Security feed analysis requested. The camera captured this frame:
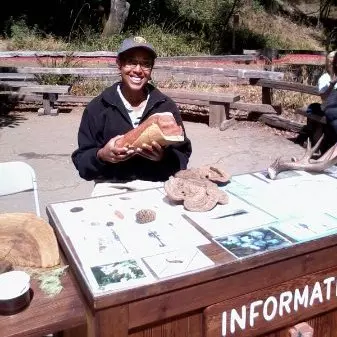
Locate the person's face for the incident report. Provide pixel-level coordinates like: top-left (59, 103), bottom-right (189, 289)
top-left (117, 48), bottom-right (154, 92)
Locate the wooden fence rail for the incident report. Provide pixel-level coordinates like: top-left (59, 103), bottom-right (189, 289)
top-left (0, 66), bottom-right (284, 80)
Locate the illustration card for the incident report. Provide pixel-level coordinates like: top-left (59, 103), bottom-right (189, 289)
top-left (143, 248), bottom-right (214, 278)
top-left (271, 213), bottom-right (337, 241)
top-left (213, 227), bottom-right (291, 258)
top-left (71, 222), bottom-right (130, 266)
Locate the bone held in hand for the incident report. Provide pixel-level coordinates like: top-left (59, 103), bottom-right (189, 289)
top-left (115, 112), bottom-right (184, 148)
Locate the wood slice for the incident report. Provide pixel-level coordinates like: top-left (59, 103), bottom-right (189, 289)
top-left (0, 213), bottom-right (60, 268)
top-left (115, 112), bottom-right (184, 148)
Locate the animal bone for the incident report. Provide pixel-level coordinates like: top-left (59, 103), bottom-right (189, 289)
top-left (268, 135), bottom-right (337, 180)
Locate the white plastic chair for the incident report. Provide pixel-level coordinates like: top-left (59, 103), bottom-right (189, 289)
top-left (0, 161), bottom-right (41, 216)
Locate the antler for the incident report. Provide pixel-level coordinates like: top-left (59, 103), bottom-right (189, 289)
top-left (268, 135), bottom-right (337, 180)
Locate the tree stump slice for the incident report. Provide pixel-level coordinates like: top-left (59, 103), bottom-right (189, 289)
top-left (0, 213), bottom-right (60, 268)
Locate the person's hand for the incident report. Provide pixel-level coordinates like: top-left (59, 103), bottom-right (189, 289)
top-left (135, 141), bottom-right (164, 161)
top-left (97, 135), bottom-right (135, 163)
top-left (330, 75), bottom-right (337, 86)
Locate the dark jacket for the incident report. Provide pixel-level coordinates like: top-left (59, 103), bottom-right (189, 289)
top-left (72, 82), bottom-right (192, 182)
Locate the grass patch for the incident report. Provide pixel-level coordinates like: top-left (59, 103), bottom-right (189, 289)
top-left (71, 79), bottom-right (111, 96)
top-left (5, 18), bottom-right (67, 51)
top-left (34, 53), bottom-right (83, 85)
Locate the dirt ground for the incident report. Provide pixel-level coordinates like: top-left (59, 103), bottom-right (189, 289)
top-left (0, 105), bottom-right (306, 219)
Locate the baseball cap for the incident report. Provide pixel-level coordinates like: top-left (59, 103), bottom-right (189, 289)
top-left (117, 36), bottom-right (157, 59)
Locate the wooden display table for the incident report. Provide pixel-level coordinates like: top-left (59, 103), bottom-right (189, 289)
top-left (46, 169), bottom-right (337, 337)
top-left (0, 262), bottom-right (86, 337)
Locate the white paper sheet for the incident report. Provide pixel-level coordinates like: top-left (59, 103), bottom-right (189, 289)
top-left (183, 192), bottom-right (276, 237)
top-left (143, 248), bottom-right (214, 278)
top-left (50, 188), bottom-right (210, 288)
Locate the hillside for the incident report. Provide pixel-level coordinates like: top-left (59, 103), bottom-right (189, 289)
top-left (239, 5), bottom-right (324, 51)
top-left (0, 1), bottom-right (331, 54)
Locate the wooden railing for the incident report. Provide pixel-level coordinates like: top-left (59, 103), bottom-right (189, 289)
top-left (1, 64), bottom-right (323, 132)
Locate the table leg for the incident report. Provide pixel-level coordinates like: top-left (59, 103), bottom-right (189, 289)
top-left (59, 324), bottom-right (87, 337)
top-left (39, 93), bottom-right (59, 116)
top-left (87, 305), bottom-right (128, 337)
top-left (220, 104), bottom-right (236, 131)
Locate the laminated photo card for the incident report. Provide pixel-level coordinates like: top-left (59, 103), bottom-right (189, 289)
top-left (84, 258), bottom-right (155, 295)
top-left (213, 227), bottom-right (291, 259)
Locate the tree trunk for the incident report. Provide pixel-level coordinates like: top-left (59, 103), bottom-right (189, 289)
top-left (102, 0), bottom-right (130, 37)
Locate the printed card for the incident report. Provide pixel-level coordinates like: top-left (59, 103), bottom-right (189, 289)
top-left (143, 248), bottom-right (214, 278)
top-left (271, 213), bottom-right (337, 241)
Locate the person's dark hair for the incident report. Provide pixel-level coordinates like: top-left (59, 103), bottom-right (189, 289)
top-left (332, 52), bottom-right (337, 76)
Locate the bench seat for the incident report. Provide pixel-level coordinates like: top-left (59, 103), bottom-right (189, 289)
top-left (0, 82), bottom-right (71, 115)
top-left (0, 73), bottom-right (35, 80)
top-left (0, 82), bottom-right (70, 94)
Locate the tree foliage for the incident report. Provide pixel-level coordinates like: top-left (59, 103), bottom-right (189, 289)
top-left (1, 0), bottom-right (337, 52)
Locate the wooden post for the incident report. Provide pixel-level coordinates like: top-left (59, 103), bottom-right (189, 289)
top-left (232, 14), bottom-right (240, 53)
top-left (209, 102), bottom-right (227, 128)
top-left (262, 86), bottom-right (272, 105)
top-left (262, 48), bottom-right (279, 71)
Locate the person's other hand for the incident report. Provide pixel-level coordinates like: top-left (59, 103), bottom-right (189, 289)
top-left (136, 141), bottom-right (164, 161)
top-left (330, 75), bottom-right (337, 86)
top-left (97, 135), bottom-right (135, 163)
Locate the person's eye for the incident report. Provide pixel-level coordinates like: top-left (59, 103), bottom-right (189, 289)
top-left (127, 59), bottom-right (138, 66)
top-left (142, 62), bottom-right (152, 69)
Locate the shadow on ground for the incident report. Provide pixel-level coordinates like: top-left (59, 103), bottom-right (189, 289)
top-left (0, 101), bottom-right (74, 129)
top-left (0, 99), bottom-right (28, 128)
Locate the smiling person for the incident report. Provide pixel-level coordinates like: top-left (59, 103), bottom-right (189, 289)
top-left (72, 36), bottom-right (192, 197)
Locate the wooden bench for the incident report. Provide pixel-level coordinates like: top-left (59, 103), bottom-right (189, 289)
top-left (161, 89), bottom-right (240, 129)
top-left (248, 78), bottom-right (324, 131)
top-left (0, 81), bottom-right (70, 115)
top-left (58, 90), bottom-right (240, 129)
top-left (1, 87), bottom-right (240, 128)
